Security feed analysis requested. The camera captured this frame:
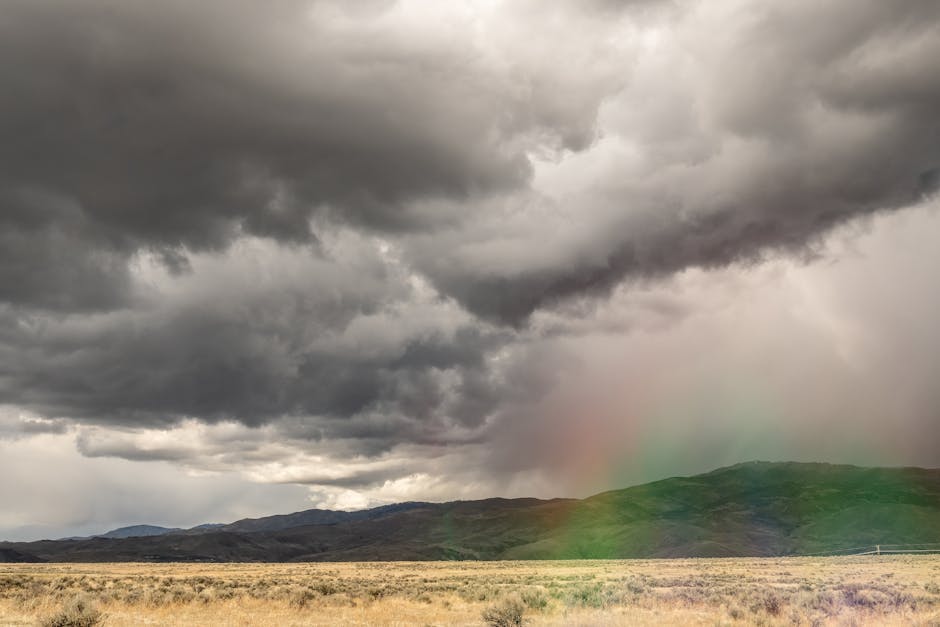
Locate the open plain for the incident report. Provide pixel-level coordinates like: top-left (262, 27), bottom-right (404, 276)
top-left (2, 556), bottom-right (940, 626)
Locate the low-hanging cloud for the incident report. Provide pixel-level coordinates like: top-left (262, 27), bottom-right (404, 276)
top-left (1, 234), bottom-right (510, 438)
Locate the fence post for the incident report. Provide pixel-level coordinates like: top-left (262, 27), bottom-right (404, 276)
top-left (876, 545), bottom-right (880, 555)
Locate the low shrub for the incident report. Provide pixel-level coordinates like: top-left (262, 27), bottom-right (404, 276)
top-left (40, 595), bottom-right (103, 627)
top-left (520, 587), bottom-right (548, 611)
top-left (482, 596), bottom-right (526, 627)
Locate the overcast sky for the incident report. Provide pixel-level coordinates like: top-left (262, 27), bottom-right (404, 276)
top-left (1, 0), bottom-right (939, 541)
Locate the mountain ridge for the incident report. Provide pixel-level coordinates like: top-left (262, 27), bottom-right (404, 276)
top-left (5, 461), bottom-right (940, 562)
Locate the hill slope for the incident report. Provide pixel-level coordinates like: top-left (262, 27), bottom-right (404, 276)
top-left (3, 462), bottom-right (939, 562)
top-left (217, 502), bottom-right (431, 534)
top-left (99, 525), bottom-right (183, 539)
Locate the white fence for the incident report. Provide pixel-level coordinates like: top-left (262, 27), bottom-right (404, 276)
top-left (800, 543), bottom-right (940, 556)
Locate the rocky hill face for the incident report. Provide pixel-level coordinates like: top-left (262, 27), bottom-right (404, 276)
top-left (4, 462), bottom-right (940, 562)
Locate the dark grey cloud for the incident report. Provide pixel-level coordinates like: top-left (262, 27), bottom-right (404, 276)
top-left (0, 237), bottom-right (508, 440)
top-left (0, 0), bottom-right (622, 311)
top-left (0, 0), bottom-right (521, 229)
top-left (0, 189), bottom-right (133, 311)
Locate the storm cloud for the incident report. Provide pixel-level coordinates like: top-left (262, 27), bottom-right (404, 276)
top-left (1, 0), bottom-right (940, 538)
top-left (0, 0), bottom-right (621, 309)
top-left (407, 0), bottom-right (940, 323)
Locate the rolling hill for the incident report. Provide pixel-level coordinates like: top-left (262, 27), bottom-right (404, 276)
top-left (99, 525), bottom-right (183, 539)
top-left (4, 462), bottom-right (940, 562)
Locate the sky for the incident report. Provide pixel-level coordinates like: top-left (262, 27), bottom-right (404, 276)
top-left (1, 0), bottom-right (939, 541)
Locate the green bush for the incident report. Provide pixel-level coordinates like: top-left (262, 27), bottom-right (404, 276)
top-left (520, 587), bottom-right (548, 611)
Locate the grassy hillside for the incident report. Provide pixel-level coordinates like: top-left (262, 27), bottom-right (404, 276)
top-left (4, 462), bottom-right (940, 562)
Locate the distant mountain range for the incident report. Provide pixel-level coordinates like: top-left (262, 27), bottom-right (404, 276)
top-left (3, 461), bottom-right (940, 562)
top-left (55, 501), bottom-right (436, 543)
top-left (60, 524), bottom-right (185, 541)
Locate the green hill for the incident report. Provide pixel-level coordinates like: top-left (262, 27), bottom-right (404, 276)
top-left (3, 462), bottom-right (939, 562)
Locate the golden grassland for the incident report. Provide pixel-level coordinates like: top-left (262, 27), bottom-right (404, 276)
top-left (2, 556), bottom-right (940, 626)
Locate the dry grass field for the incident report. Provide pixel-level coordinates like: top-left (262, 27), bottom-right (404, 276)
top-left (1, 556), bottom-right (940, 626)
